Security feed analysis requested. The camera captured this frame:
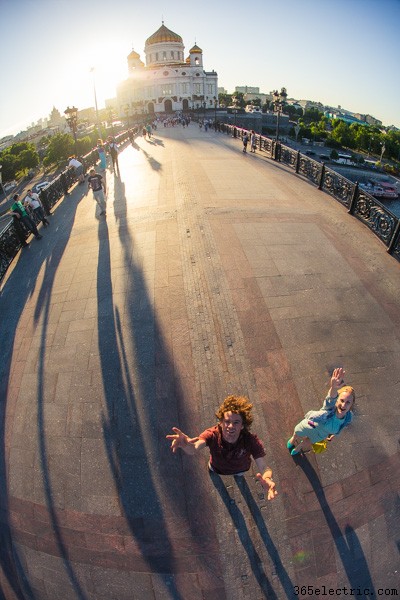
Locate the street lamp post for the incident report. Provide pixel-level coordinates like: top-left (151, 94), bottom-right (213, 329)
top-left (124, 104), bottom-right (130, 128)
top-left (64, 106), bottom-right (78, 155)
top-left (380, 142), bottom-right (386, 164)
top-left (272, 87), bottom-right (287, 141)
top-left (90, 67), bottom-right (100, 135)
top-left (369, 136), bottom-right (375, 158)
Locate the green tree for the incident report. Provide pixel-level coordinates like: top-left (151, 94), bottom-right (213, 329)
top-left (330, 149), bottom-right (339, 160)
top-left (350, 123), bottom-right (370, 152)
top-left (218, 93), bottom-right (232, 108)
top-left (76, 136), bottom-right (94, 156)
top-left (0, 141), bottom-right (39, 181)
top-left (284, 104), bottom-right (300, 120)
top-left (303, 107), bottom-right (324, 124)
top-left (43, 133), bottom-right (74, 167)
top-left (331, 120), bottom-right (353, 147)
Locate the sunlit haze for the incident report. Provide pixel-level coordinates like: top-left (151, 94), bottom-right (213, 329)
top-left (1, 0), bottom-right (399, 138)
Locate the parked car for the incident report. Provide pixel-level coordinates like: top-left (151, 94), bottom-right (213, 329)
top-left (305, 150), bottom-right (316, 156)
top-left (4, 180), bottom-right (17, 191)
top-left (34, 181), bottom-right (51, 193)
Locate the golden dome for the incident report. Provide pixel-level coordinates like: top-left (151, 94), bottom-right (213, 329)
top-left (146, 23), bottom-right (182, 45)
top-left (128, 49), bottom-right (140, 58)
top-left (189, 44), bottom-right (202, 54)
top-left (185, 56), bottom-right (191, 63)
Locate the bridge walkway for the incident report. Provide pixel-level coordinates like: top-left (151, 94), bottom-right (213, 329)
top-left (0, 124), bottom-right (399, 600)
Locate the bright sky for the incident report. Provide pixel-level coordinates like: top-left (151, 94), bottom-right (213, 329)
top-left (1, 0), bottom-right (399, 138)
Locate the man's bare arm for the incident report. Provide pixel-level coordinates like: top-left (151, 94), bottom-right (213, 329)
top-left (166, 427), bottom-right (207, 455)
top-left (254, 456), bottom-right (278, 501)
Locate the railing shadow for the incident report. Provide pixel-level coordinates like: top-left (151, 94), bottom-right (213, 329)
top-left (209, 471), bottom-right (296, 599)
top-left (0, 189), bottom-right (87, 598)
top-left (0, 394), bottom-right (35, 599)
top-left (296, 456), bottom-right (376, 595)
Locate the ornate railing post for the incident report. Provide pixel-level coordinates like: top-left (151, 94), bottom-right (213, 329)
top-left (40, 188), bottom-right (51, 216)
top-left (348, 182), bottom-right (359, 215)
top-left (318, 163), bottom-right (326, 190)
top-left (61, 170), bottom-right (70, 196)
top-left (387, 221), bottom-right (400, 256)
top-left (274, 141), bottom-right (281, 161)
top-left (295, 151), bottom-right (301, 173)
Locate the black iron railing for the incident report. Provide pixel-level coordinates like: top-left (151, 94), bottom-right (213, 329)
top-left (218, 123), bottom-right (400, 262)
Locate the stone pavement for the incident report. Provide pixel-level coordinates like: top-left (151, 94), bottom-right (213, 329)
top-left (0, 125), bottom-right (399, 600)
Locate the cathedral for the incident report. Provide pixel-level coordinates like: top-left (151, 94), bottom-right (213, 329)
top-left (116, 23), bottom-right (218, 117)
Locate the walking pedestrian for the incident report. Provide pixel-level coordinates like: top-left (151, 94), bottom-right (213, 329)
top-left (96, 139), bottom-right (107, 170)
top-left (287, 367), bottom-right (355, 456)
top-left (87, 168), bottom-right (107, 216)
top-left (250, 130), bottom-right (257, 153)
top-left (24, 189), bottom-right (50, 226)
top-left (242, 132), bottom-right (249, 153)
top-left (107, 137), bottom-right (120, 176)
top-left (10, 194), bottom-right (42, 239)
top-left (166, 395), bottom-right (278, 500)
top-left (68, 156), bottom-right (85, 184)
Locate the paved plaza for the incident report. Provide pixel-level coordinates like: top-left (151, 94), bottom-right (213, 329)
top-left (0, 124), bottom-right (399, 600)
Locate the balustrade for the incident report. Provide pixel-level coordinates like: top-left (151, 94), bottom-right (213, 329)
top-left (219, 123), bottom-right (400, 260)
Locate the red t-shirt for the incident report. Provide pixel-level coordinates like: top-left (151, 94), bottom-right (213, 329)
top-left (199, 424), bottom-right (266, 475)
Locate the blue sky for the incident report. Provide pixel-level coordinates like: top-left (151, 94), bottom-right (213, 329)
top-left (1, 0), bottom-right (399, 137)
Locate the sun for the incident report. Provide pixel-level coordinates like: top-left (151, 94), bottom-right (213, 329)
top-left (65, 38), bottom-right (129, 110)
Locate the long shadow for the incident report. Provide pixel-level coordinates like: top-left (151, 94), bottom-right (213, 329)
top-left (34, 234), bottom-right (88, 598)
top-left (209, 471), bottom-right (295, 599)
top-left (0, 189), bottom-right (87, 598)
top-left (140, 148), bottom-right (162, 171)
top-left (234, 477), bottom-right (296, 599)
top-left (96, 176), bottom-right (219, 598)
top-left (296, 457), bottom-right (376, 595)
top-left (0, 384), bottom-right (35, 599)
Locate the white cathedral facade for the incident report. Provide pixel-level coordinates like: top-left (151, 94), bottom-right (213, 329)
top-left (116, 23), bottom-right (218, 118)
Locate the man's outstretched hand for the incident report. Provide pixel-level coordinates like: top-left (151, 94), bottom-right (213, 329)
top-left (256, 473), bottom-right (278, 500)
top-left (166, 427), bottom-right (198, 454)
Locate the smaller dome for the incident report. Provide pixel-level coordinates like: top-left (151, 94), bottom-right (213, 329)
top-left (128, 49), bottom-right (140, 59)
top-left (146, 23), bottom-right (182, 45)
top-left (185, 56), bottom-right (191, 64)
top-left (189, 44), bottom-right (202, 54)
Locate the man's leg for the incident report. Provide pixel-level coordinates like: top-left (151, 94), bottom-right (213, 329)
top-left (22, 216), bottom-right (41, 239)
top-left (94, 191), bottom-right (106, 214)
top-left (35, 207), bottom-right (49, 225)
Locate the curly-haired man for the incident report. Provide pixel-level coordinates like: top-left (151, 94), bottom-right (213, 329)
top-left (166, 395), bottom-right (277, 500)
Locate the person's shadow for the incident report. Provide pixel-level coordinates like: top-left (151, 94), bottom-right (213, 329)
top-left (295, 456), bottom-right (376, 595)
top-left (209, 471), bottom-right (296, 599)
